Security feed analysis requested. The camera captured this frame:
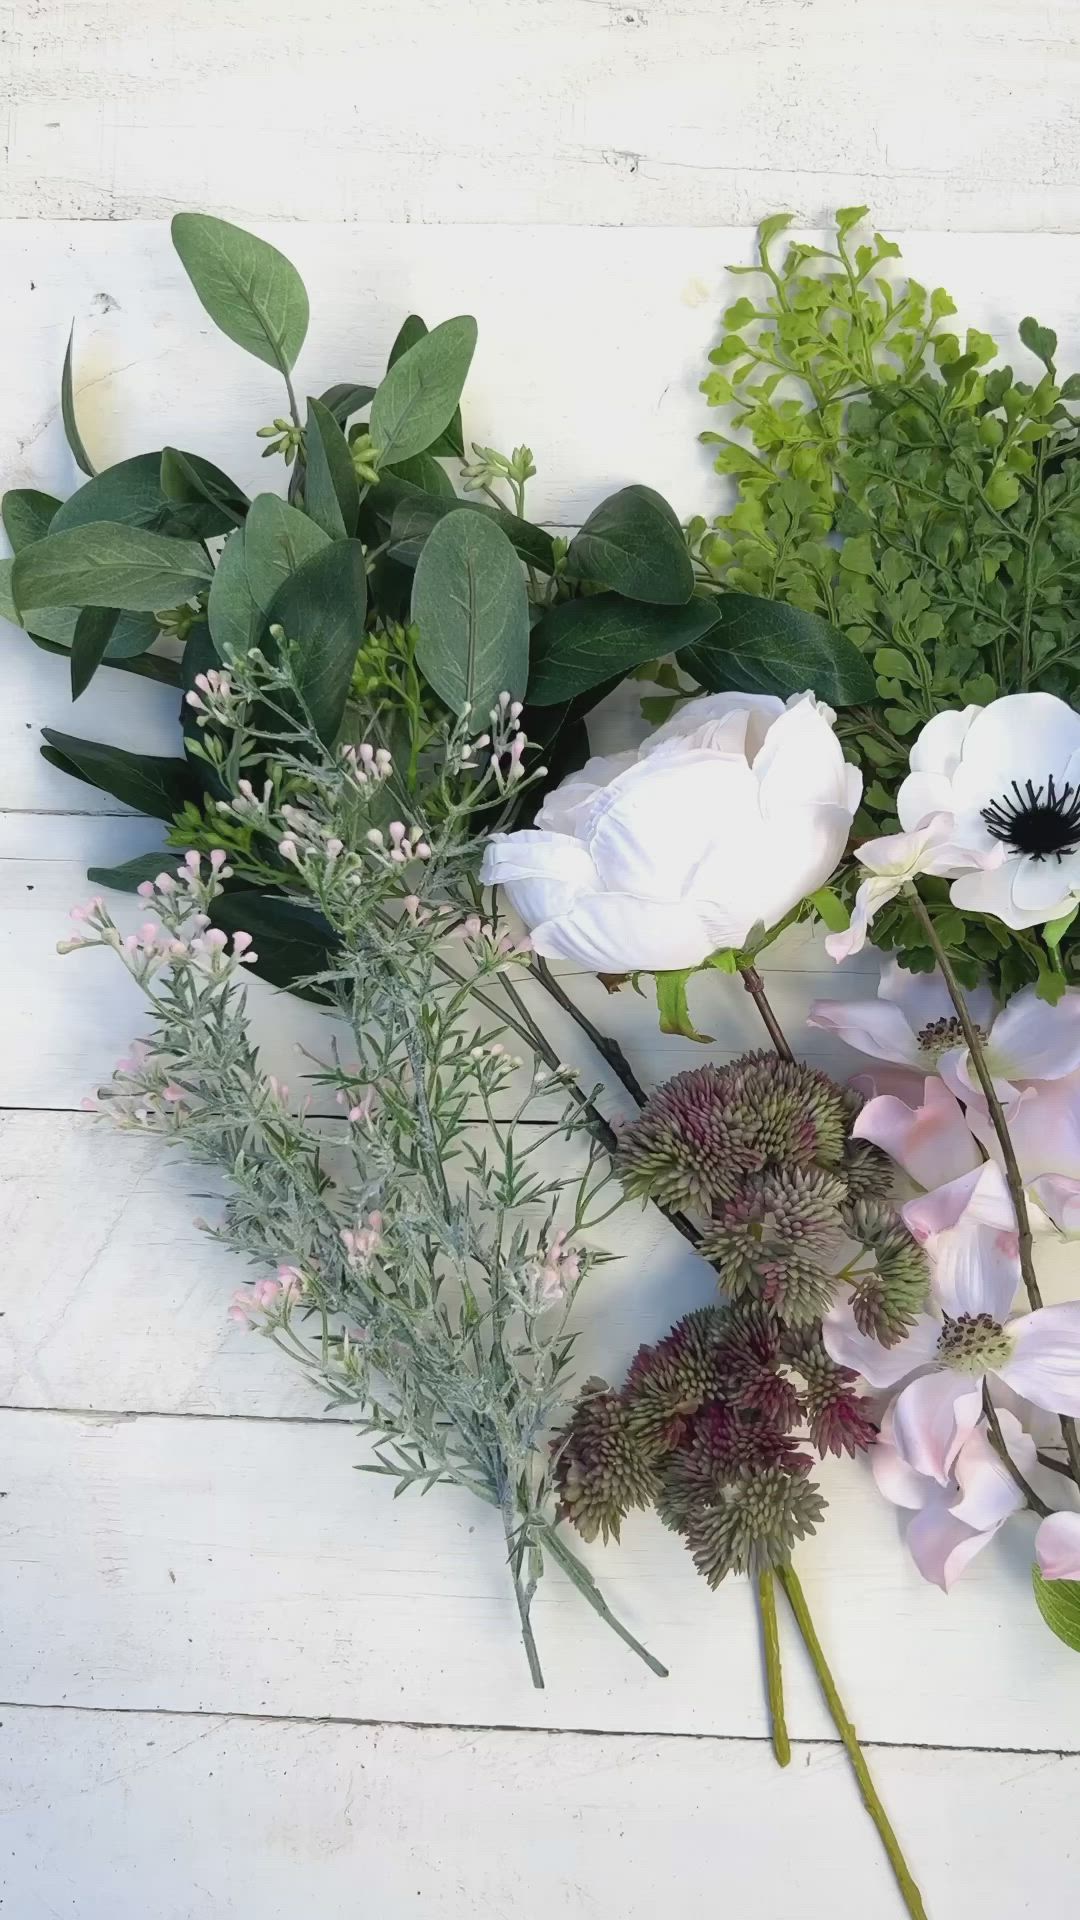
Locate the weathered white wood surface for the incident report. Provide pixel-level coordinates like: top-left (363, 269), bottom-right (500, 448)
top-left (6, 207), bottom-right (1080, 1912)
top-left (4, 1), bottom-right (1080, 233)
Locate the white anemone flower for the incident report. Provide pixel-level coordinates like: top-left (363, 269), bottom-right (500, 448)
top-left (897, 692), bottom-right (1080, 929)
top-left (480, 692), bottom-right (861, 973)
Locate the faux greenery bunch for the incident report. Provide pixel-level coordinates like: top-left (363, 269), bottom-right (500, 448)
top-left (696, 206), bottom-right (1080, 997)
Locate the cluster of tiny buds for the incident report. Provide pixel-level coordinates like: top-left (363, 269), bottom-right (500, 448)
top-left (364, 821), bottom-right (432, 865)
top-left (457, 913), bottom-right (532, 968)
top-left (341, 1210), bottom-right (384, 1264)
top-left (335, 1085), bottom-right (378, 1124)
top-left (60, 864), bottom-right (258, 982)
top-left (528, 1228), bottom-right (583, 1307)
top-left (457, 693), bottom-right (544, 789)
top-left (341, 741), bottom-right (393, 787)
top-left (228, 1264), bottom-right (306, 1326)
top-left (468, 1039), bottom-right (525, 1073)
top-left (184, 669), bottom-right (235, 726)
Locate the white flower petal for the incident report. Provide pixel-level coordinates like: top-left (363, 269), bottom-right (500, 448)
top-left (950, 693), bottom-right (1080, 804)
top-left (902, 1162), bottom-right (1020, 1321)
top-left (1010, 850), bottom-right (1080, 918)
top-left (640, 691), bottom-right (783, 760)
top-left (529, 893), bottom-right (722, 973)
top-left (907, 705), bottom-right (981, 779)
top-left (534, 750), bottom-right (638, 836)
top-left (823, 1298), bottom-right (940, 1389)
top-left (890, 1372), bottom-right (983, 1483)
top-left (753, 696), bottom-right (856, 814)
top-left (950, 854), bottom-right (1052, 930)
top-left (984, 986), bottom-right (1080, 1085)
top-left (999, 1303), bottom-right (1080, 1416)
top-left (586, 751), bottom-right (761, 902)
top-left (824, 875), bottom-right (900, 962)
top-left (1035, 1510), bottom-right (1080, 1580)
top-left (896, 771), bottom-right (958, 832)
top-left (480, 831), bottom-right (601, 930)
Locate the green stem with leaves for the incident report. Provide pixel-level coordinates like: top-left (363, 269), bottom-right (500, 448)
top-left (776, 1565), bottom-right (928, 1920)
top-left (905, 885), bottom-right (1080, 1493)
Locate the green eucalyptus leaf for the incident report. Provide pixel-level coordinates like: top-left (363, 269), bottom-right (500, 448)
top-left (52, 452), bottom-right (235, 540)
top-left (371, 316), bottom-right (477, 468)
top-left (303, 396), bottom-right (359, 538)
top-left (106, 612), bottom-right (161, 660)
top-left (61, 324), bottom-right (96, 477)
top-left (208, 890), bottom-right (338, 999)
top-left (682, 593), bottom-right (876, 706)
top-left (209, 496), bottom-right (331, 658)
top-left (565, 485), bottom-right (694, 606)
top-left (263, 538), bottom-right (367, 743)
top-left (40, 728), bottom-right (196, 818)
top-left (70, 606), bottom-right (120, 699)
top-left (388, 315), bottom-right (464, 457)
top-left (527, 594), bottom-right (721, 704)
top-left (317, 382), bottom-right (376, 425)
top-left (381, 478), bottom-right (554, 573)
top-left (1032, 1565), bottom-right (1080, 1652)
top-left (412, 508), bottom-right (528, 718)
top-left (2, 489), bottom-right (60, 551)
top-left (171, 213), bottom-right (309, 376)
top-left (13, 522), bottom-right (212, 613)
top-left (160, 448), bottom-right (248, 530)
top-left (654, 968), bottom-right (712, 1043)
top-left (384, 451), bottom-right (456, 500)
top-left (0, 556), bottom-right (78, 646)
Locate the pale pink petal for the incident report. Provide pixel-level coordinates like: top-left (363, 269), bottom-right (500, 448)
top-left (854, 1080), bottom-right (980, 1190)
top-left (878, 960), bottom-right (995, 1038)
top-left (806, 994), bottom-right (925, 1068)
top-left (902, 1163), bottom-right (1020, 1320)
top-left (1030, 1175), bottom-right (1080, 1234)
top-left (823, 1298), bottom-right (940, 1389)
top-left (1035, 1510), bottom-right (1080, 1580)
top-left (999, 1303), bottom-right (1080, 1416)
top-left (984, 986), bottom-right (1080, 1085)
top-left (949, 1418), bottom-right (1033, 1531)
top-left (870, 1439), bottom-right (933, 1510)
top-left (906, 1501), bottom-right (999, 1591)
top-left (850, 1066), bottom-right (933, 1105)
top-left (890, 1371), bottom-right (983, 1483)
top-left (902, 1158), bottom-right (1015, 1240)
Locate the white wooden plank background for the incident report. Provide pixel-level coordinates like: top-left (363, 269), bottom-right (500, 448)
top-left (5, 7), bottom-right (1080, 1903)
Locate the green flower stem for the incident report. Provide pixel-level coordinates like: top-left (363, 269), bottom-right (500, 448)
top-left (756, 1570), bottom-right (791, 1766)
top-left (776, 1564), bottom-right (928, 1920)
top-left (501, 1492), bottom-right (545, 1690)
top-left (739, 962), bottom-right (796, 1062)
top-left (540, 1524), bottom-right (670, 1677)
top-left (905, 886), bottom-right (1080, 1493)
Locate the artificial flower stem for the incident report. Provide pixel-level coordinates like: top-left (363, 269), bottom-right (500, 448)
top-left (530, 956), bottom-right (651, 1107)
top-left (776, 1564), bottom-right (928, 1920)
top-left (739, 963), bottom-right (796, 1063)
top-left (756, 1570), bottom-right (791, 1766)
top-left (540, 1524), bottom-right (670, 1677)
top-left (502, 1497), bottom-right (546, 1689)
top-left (904, 886), bottom-right (1080, 1492)
top-left (982, 1385), bottom-right (1052, 1517)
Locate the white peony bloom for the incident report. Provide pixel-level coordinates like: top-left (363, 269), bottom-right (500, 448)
top-left (897, 693), bottom-right (1080, 929)
top-left (480, 691), bottom-right (862, 972)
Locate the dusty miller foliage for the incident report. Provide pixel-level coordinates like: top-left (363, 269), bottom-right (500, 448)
top-left (62, 637), bottom-right (664, 1685)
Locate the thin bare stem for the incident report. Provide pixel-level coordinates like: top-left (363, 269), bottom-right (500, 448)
top-left (906, 886), bottom-right (1080, 1492)
top-left (739, 963), bottom-right (796, 1061)
top-left (776, 1564), bottom-right (928, 1920)
top-left (530, 956), bottom-right (651, 1106)
top-left (983, 1385), bottom-right (1052, 1516)
top-left (541, 1524), bottom-right (669, 1677)
top-left (756, 1570), bottom-right (791, 1766)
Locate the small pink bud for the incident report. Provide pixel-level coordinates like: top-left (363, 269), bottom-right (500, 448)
top-left (209, 849), bottom-right (228, 872)
top-left (231, 931), bottom-right (253, 954)
top-left (137, 881), bottom-right (156, 899)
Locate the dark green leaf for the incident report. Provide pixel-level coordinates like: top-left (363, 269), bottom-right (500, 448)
top-left (160, 448), bottom-right (248, 531)
top-left (1032, 1565), bottom-right (1080, 1652)
top-left (209, 497), bottom-right (331, 659)
top-left (61, 324), bottom-right (95, 476)
top-left (565, 485), bottom-right (694, 606)
top-left (52, 452), bottom-right (234, 541)
top-left (87, 849), bottom-right (177, 894)
top-left (527, 594), bottom-right (721, 704)
top-left (371, 316), bottom-right (477, 467)
top-left (412, 508), bottom-right (528, 717)
top-left (388, 315), bottom-right (464, 457)
top-left (208, 890), bottom-right (338, 998)
top-left (70, 606), bottom-right (119, 699)
top-left (40, 729), bottom-right (196, 818)
top-left (0, 556), bottom-right (78, 646)
top-left (106, 612), bottom-right (162, 660)
top-left (682, 593), bottom-right (876, 706)
top-left (384, 451), bottom-right (456, 500)
top-left (263, 538), bottom-right (367, 743)
top-left (303, 396), bottom-right (359, 538)
top-left (2, 489), bottom-right (60, 551)
top-left (171, 213), bottom-right (309, 375)
top-left (318, 382), bottom-right (376, 425)
top-left (378, 476), bottom-right (554, 572)
top-left (13, 522), bottom-right (212, 613)
top-left (8, 617), bottom-right (180, 688)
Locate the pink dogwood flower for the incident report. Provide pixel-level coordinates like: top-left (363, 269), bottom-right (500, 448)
top-left (825, 1160), bottom-right (1080, 1481)
top-left (809, 960), bottom-right (994, 1075)
top-left (1035, 1509), bottom-right (1080, 1581)
top-left (872, 1403), bottom-right (1036, 1590)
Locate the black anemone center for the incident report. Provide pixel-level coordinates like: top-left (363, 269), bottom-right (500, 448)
top-left (981, 776), bottom-right (1080, 862)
